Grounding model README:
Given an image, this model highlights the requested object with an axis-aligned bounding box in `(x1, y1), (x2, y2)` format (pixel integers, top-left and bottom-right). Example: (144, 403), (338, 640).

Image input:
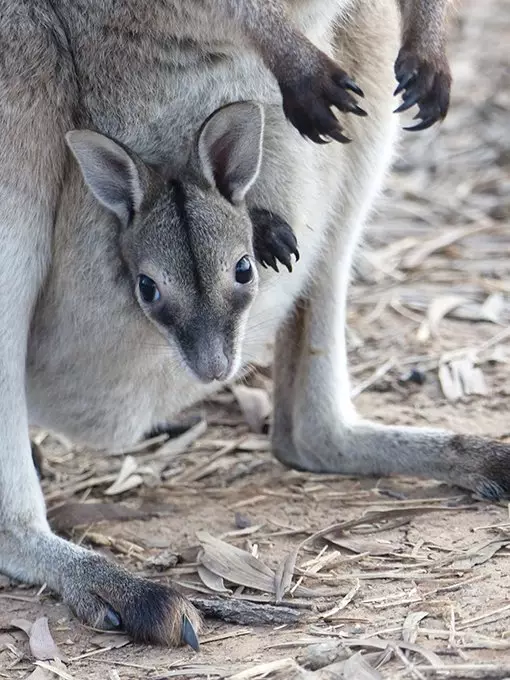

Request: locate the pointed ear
(197, 101), (264, 205)
(66, 130), (144, 224)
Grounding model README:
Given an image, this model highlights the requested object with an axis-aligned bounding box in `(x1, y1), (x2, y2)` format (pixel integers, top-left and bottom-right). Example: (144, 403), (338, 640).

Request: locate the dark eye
(235, 256), (253, 284)
(138, 275), (161, 303)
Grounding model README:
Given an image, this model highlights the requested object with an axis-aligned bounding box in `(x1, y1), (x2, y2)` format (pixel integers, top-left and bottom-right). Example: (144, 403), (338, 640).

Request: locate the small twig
(189, 596), (304, 626)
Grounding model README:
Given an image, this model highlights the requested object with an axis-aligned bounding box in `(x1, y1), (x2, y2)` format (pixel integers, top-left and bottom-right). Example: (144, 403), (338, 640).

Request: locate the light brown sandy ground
(1, 0), (510, 677)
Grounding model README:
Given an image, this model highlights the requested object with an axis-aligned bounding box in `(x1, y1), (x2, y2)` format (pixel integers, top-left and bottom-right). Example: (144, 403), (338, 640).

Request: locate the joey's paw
(394, 47), (451, 131)
(275, 43), (366, 143)
(62, 555), (201, 648)
(251, 208), (299, 273)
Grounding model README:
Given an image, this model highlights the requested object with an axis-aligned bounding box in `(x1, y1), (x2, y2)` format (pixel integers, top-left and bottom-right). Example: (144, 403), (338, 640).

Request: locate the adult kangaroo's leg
(271, 0), (510, 500)
(0, 5), (199, 647)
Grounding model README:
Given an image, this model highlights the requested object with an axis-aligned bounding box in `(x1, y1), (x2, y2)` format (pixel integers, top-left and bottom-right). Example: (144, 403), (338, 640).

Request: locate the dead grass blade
(417, 295), (469, 342)
(104, 456), (143, 495)
(228, 659), (304, 680)
(274, 550), (298, 602)
(401, 222), (497, 270)
(402, 611), (428, 645)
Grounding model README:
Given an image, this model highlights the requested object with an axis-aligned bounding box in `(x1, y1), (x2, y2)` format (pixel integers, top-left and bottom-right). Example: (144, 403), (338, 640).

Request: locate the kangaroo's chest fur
(27, 0), (349, 448)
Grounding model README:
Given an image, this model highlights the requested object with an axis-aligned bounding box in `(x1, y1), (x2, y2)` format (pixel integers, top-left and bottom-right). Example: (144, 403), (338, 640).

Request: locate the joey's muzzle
(176, 327), (236, 384)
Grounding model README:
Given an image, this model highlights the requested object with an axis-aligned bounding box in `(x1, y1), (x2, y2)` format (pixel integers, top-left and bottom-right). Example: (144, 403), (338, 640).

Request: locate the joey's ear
(197, 101), (264, 204)
(66, 130), (144, 224)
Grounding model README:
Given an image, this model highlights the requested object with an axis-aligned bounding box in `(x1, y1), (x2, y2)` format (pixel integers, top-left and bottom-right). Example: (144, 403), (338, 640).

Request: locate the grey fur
(0, 0), (503, 650)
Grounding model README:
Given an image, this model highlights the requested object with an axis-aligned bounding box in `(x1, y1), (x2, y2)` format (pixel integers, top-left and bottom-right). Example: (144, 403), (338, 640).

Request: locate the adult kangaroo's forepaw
(394, 47), (451, 131)
(275, 42), (366, 144)
(62, 554), (201, 648)
(250, 208), (299, 273)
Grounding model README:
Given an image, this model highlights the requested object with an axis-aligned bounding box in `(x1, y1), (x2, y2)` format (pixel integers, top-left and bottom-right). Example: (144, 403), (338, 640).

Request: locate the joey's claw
(250, 208), (300, 274)
(265, 253), (279, 272)
(182, 614), (200, 651)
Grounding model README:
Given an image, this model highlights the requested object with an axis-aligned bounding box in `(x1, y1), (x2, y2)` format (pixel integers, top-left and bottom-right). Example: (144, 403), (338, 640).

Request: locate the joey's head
(66, 102), (265, 383)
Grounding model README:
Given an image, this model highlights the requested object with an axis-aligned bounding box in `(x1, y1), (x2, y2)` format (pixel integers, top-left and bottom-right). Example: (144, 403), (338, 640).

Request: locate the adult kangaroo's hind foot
(271, 0), (510, 501)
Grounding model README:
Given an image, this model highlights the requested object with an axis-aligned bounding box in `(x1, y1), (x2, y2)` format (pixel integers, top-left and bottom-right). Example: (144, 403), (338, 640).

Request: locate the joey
(66, 103), (298, 383)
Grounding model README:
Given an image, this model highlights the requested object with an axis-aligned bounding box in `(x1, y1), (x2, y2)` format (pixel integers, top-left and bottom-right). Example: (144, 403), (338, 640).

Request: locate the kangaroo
(1, 0), (505, 652)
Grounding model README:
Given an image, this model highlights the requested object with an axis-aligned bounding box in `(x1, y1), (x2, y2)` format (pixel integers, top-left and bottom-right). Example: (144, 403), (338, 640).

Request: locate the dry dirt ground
(1, 1), (510, 678)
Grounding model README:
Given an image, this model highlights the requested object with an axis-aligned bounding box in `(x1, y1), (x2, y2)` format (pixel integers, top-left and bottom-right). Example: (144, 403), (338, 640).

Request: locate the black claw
(327, 127), (351, 144)
(394, 90), (421, 114)
(404, 117), (436, 132)
(267, 254), (279, 272)
(104, 606), (122, 630)
(182, 615), (200, 651)
(346, 102), (368, 117)
(394, 71), (417, 96)
(294, 248), (300, 262)
(342, 77), (364, 98)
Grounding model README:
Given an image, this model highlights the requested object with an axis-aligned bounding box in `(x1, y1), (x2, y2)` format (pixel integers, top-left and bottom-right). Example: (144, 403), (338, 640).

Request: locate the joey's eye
(235, 256), (253, 284)
(138, 275), (160, 303)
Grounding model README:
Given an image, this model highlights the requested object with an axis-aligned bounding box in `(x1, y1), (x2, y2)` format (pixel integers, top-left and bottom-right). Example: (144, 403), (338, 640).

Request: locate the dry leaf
(27, 669), (52, 680)
(274, 550), (298, 602)
(34, 661), (74, 680)
(451, 539), (510, 570)
(439, 357), (489, 401)
(197, 531), (276, 593)
(104, 456), (143, 495)
(29, 617), (63, 662)
(197, 562), (231, 594)
(231, 386), (271, 433)
(402, 611), (428, 644)
(10, 618), (33, 636)
(343, 652), (383, 680)
(438, 363), (464, 401)
(196, 532), (311, 596)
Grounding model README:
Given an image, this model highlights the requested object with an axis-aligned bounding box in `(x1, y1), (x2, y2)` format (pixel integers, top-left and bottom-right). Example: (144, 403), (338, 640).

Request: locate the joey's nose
(193, 339), (230, 383)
